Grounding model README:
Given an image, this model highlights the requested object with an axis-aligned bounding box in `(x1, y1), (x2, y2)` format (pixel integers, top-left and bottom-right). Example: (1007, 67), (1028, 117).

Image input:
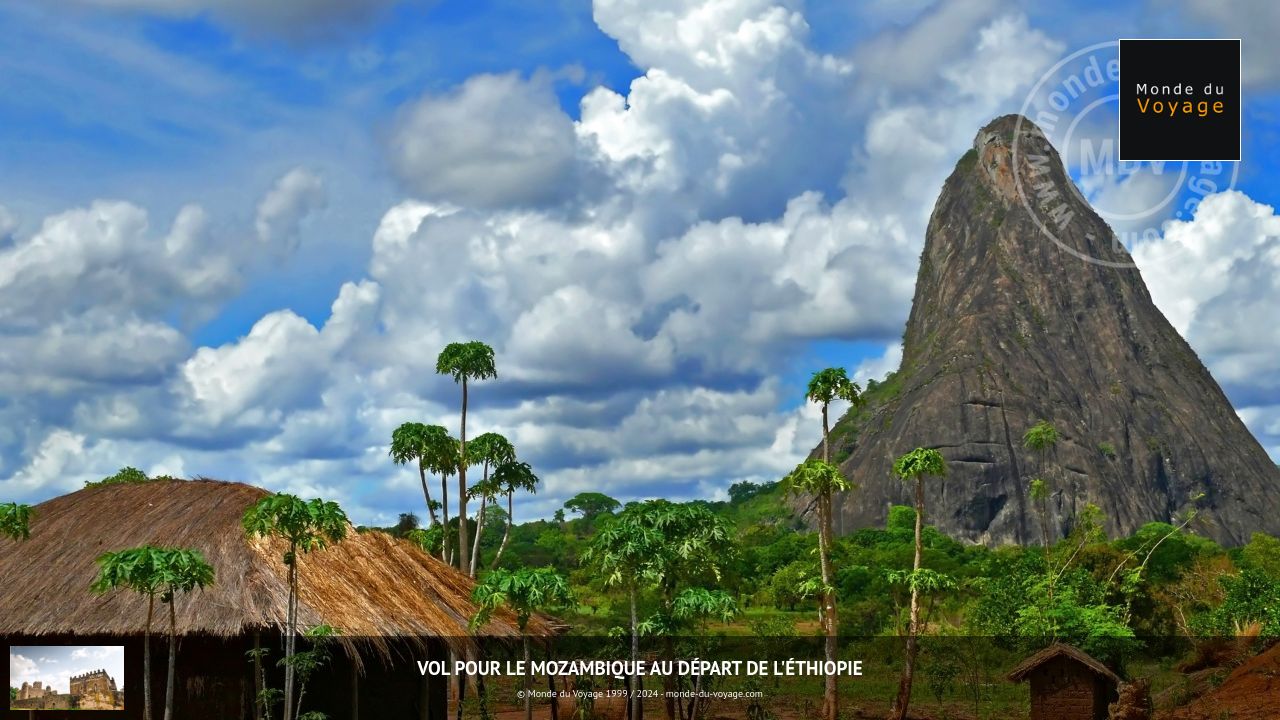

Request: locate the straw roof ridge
(1006, 643), (1121, 683)
(0, 478), (552, 654)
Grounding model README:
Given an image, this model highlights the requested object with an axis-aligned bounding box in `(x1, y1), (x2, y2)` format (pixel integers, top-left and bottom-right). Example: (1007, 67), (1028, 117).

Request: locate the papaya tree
(428, 430), (462, 565)
(471, 567), (574, 720)
(436, 340), (497, 574)
(489, 460), (540, 570)
(242, 494), (348, 720)
(1023, 419), (1060, 543)
(806, 367), (862, 465)
(670, 588), (738, 720)
(465, 432), (515, 576)
(583, 508), (663, 720)
(93, 546), (212, 720)
(783, 459), (851, 720)
(92, 546), (166, 720)
(157, 549), (215, 720)
(888, 447), (948, 720)
(390, 422), (443, 530)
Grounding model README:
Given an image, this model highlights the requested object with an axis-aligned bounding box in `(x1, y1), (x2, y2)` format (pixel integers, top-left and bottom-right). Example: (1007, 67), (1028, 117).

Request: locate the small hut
(1007, 643), (1121, 720)
(0, 479), (557, 720)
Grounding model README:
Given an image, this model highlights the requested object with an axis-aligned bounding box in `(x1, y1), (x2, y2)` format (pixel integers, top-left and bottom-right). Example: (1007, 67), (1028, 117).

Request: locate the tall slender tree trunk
(453, 413), (471, 720)
(469, 461), (490, 577)
(253, 633), (265, 720)
(890, 479), (926, 720)
(1038, 497), (1051, 559)
(818, 401), (838, 720)
(419, 464), (440, 528)
(452, 380), (473, 720)
(492, 492), (514, 570)
(440, 474), (452, 565)
(283, 545), (297, 720)
(630, 586), (642, 720)
(469, 496), (486, 577)
(821, 404), (829, 462)
(523, 634), (533, 720)
(458, 379), (470, 573)
(820, 491), (838, 720)
(546, 643), (560, 720)
(144, 594), (154, 720)
(164, 599), (177, 720)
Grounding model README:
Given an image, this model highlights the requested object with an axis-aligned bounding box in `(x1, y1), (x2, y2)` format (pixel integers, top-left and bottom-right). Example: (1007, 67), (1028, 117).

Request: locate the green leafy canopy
(242, 493), (349, 563)
(471, 567), (574, 631)
(1022, 420), (1060, 453)
(783, 459), (852, 496)
(806, 367), (862, 406)
(91, 545), (215, 601)
(0, 502), (33, 541)
(435, 341), (497, 383)
(893, 447), (948, 481)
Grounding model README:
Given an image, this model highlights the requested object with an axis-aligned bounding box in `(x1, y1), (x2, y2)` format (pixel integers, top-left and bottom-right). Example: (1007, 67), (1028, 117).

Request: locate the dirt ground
(1159, 642), (1280, 720)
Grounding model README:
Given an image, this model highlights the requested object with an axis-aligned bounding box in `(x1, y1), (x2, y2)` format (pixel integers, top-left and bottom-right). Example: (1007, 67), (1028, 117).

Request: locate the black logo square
(1119, 39), (1240, 161)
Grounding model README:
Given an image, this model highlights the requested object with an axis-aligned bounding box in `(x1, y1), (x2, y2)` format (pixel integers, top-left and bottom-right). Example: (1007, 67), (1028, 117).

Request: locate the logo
(1120, 39), (1241, 162)
(1013, 41), (1239, 268)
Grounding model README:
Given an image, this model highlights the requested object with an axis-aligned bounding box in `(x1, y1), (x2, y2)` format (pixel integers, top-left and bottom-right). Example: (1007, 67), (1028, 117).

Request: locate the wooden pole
(350, 662), (359, 720)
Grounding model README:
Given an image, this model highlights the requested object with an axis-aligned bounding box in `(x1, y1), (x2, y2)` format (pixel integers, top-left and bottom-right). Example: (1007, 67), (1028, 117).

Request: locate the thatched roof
(0, 479), (554, 654)
(1007, 643), (1121, 684)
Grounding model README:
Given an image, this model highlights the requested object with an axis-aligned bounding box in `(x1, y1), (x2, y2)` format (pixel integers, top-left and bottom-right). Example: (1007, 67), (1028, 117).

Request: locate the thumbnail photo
(9, 646), (125, 711)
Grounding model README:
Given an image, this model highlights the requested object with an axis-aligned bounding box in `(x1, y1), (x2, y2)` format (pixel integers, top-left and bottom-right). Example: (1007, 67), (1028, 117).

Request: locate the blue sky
(1, 0), (1279, 525)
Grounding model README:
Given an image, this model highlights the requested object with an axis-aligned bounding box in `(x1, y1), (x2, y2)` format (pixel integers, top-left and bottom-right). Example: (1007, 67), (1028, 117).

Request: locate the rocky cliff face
(818, 114), (1280, 546)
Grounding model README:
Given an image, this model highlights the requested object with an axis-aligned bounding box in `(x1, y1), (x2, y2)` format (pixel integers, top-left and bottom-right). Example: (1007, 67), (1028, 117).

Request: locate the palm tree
(242, 494), (348, 720)
(783, 459), (851, 720)
(888, 447), (948, 720)
(436, 340), (497, 574)
(489, 460), (540, 570)
(471, 567), (574, 720)
(390, 422), (444, 530)
(465, 432), (516, 576)
(157, 549), (215, 720)
(0, 502), (33, 540)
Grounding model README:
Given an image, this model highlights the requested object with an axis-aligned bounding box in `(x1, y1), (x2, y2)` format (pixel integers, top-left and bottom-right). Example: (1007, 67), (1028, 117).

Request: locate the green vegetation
(91, 546), (215, 720)
(0, 501), (33, 541)
(803, 367), (862, 720)
(889, 447), (948, 720)
(242, 494), (348, 720)
(436, 340), (498, 576)
(472, 567), (575, 720)
(86, 466), (150, 488)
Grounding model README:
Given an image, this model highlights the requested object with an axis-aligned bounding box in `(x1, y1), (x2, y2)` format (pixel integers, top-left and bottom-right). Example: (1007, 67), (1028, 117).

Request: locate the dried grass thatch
(1007, 642), (1121, 684)
(0, 479), (554, 655)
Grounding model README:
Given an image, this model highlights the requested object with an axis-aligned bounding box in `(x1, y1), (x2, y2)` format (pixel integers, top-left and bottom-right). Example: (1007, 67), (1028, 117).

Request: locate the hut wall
(1027, 656), (1105, 720)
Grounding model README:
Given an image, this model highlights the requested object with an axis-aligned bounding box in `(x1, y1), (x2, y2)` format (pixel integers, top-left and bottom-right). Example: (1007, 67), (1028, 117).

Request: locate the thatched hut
(0, 479), (555, 719)
(1007, 643), (1121, 720)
